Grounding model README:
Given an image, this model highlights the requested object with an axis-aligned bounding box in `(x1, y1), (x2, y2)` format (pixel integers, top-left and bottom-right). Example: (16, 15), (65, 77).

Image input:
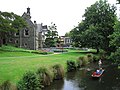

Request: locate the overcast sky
(0, 0), (118, 36)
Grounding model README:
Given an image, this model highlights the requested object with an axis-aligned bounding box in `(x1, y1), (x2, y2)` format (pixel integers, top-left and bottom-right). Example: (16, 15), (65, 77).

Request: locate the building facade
(8, 8), (47, 50)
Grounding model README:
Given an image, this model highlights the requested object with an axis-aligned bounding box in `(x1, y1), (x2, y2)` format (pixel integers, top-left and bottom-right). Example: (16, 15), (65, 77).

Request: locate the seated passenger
(96, 69), (100, 75)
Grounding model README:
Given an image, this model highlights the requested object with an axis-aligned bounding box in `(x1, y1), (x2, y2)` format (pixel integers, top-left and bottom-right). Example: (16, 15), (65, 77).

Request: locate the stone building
(8, 7), (47, 50)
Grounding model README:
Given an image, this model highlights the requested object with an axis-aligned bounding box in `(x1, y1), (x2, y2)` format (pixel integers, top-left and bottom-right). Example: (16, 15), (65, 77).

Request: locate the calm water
(44, 62), (120, 90)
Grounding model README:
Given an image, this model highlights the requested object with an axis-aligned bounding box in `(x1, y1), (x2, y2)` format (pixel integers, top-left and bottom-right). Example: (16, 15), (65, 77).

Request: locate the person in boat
(98, 59), (102, 68)
(96, 68), (103, 75)
(96, 69), (100, 75)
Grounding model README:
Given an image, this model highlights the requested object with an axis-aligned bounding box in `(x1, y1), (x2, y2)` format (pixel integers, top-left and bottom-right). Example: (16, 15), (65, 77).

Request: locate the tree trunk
(0, 39), (2, 47)
(96, 48), (99, 54)
(0, 32), (2, 46)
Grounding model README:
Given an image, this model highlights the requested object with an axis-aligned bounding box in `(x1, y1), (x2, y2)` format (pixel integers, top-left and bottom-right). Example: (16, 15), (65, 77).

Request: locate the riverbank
(0, 50), (87, 84)
(44, 61), (120, 90)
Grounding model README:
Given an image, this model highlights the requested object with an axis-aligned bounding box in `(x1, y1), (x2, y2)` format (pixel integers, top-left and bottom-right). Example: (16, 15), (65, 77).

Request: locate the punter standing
(98, 59), (102, 68)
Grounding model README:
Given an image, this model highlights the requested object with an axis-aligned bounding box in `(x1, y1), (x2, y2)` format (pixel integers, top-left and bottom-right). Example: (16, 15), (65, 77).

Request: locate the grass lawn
(0, 50), (87, 84)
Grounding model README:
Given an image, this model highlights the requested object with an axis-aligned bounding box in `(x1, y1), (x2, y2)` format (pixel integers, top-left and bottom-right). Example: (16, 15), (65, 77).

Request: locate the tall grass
(36, 67), (52, 87)
(52, 64), (64, 80)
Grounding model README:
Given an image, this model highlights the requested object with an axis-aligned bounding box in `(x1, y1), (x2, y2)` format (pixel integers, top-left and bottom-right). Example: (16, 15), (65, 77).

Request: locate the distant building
(8, 7), (48, 50)
(58, 36), (72, 47)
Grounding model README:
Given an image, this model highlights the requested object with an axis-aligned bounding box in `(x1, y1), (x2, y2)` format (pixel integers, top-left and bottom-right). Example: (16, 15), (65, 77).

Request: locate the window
(16, 30), (19, 36)
(9, 38), (12, 42)
(15, 40), (18, 44)
(24, 43), (27, 47)
(24, 28), (29, 36)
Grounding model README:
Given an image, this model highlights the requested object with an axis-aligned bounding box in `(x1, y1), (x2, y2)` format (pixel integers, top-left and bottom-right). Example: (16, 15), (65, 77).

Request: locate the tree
(69, 21), (86, 47)
(80, 25), (103, 53)
(116, 0), (120, 4)
(0, 11), (27, 46)
(45, 22), (58, 47)
(70, 0), (117, 53)
(109, 20), (120, 51)
(65, 32), (70, 37)
(83, 0), (116, 52)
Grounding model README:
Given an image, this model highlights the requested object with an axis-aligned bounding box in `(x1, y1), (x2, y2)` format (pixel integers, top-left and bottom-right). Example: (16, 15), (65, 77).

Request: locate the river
(44, 61), (120, 90)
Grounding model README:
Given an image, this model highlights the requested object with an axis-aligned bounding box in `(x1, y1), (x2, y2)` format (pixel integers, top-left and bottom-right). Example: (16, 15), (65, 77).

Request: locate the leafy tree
(116, 0), (120, 4)
(65, 32), (70, 37)
(81, 25), (103, 53)
(108, 20), (120, 64)
(45, 22), (58, 38)
(70, 0), (117, 53)
(109, 48), (120, 64)
(83, 0), (116, 52)
(109, 20), (120, 49)
(45, 22), (58, 47)
(70, 21), (86, 47)
(0, 11), (27, 46)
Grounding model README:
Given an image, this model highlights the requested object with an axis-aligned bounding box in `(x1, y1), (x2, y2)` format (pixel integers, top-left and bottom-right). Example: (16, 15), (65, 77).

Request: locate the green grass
(0, 51), (37, 57)
(0, 51), (86, 84)
(0, 45), (94, 84)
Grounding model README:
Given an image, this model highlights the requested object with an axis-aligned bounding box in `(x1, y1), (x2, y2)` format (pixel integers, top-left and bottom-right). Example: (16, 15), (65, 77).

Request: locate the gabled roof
(22, 12), (35, 28)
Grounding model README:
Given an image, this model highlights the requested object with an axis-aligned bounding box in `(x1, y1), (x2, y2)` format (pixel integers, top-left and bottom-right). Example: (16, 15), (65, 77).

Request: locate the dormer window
(24, 28), (29, 36)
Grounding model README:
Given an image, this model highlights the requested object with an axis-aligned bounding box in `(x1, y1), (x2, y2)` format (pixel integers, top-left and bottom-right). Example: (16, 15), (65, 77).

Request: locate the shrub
(93, 55), (100, 62)
(87, 53), (93, 62)
(17, 71), (41, 90)
(31, 50), (52, 55)
(109, 48), (120, 63)
(76, 56), (84, 68)
(67, 60), (76, 72)
(52, 64), (64, 80)
(99, 50), (107, 60)
(53, 49), (68, 53)
(36, 67), (52, 87)
(0, 80), (17, 90)
(82, 56), (89, 66)
(0, 80), (11, 90)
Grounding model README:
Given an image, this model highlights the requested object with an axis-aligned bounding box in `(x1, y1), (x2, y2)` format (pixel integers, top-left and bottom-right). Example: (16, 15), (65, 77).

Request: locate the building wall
(8, 8), (48, 50)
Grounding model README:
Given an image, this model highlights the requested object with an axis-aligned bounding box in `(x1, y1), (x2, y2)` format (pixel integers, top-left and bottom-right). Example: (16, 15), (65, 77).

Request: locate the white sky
(0, 0), (118, 36)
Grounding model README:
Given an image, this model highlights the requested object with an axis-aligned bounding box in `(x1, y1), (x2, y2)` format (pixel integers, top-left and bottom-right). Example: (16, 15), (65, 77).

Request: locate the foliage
(109, 20), (120, 50)
(87, 53), (94, 62)
(76, 56), (84, 68)
(52, 64), (64, 80)
(53, 49), (68, 52)
(31, 50), (50, 55)
(70, 0), (117, 53)
(109, 48), (120, 64)
(81, 56), (89, 66)
(44, 38), (56, 47)
(17, 71), (41, 90)
(109, 20), (120, 63)
(65, 32), (70, 37)
(0, 80), (17, 90)
(36, 67), (52, 87)
(45, 22), (58, 47)
(116, 0), (120, 4)
(93, 55), (100, 62)
(67, 60), (76, 72)
(0, 11), (27, 46)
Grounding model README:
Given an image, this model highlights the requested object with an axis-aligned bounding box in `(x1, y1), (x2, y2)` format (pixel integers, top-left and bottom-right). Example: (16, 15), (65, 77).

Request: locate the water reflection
(44, 62), (120, 90)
